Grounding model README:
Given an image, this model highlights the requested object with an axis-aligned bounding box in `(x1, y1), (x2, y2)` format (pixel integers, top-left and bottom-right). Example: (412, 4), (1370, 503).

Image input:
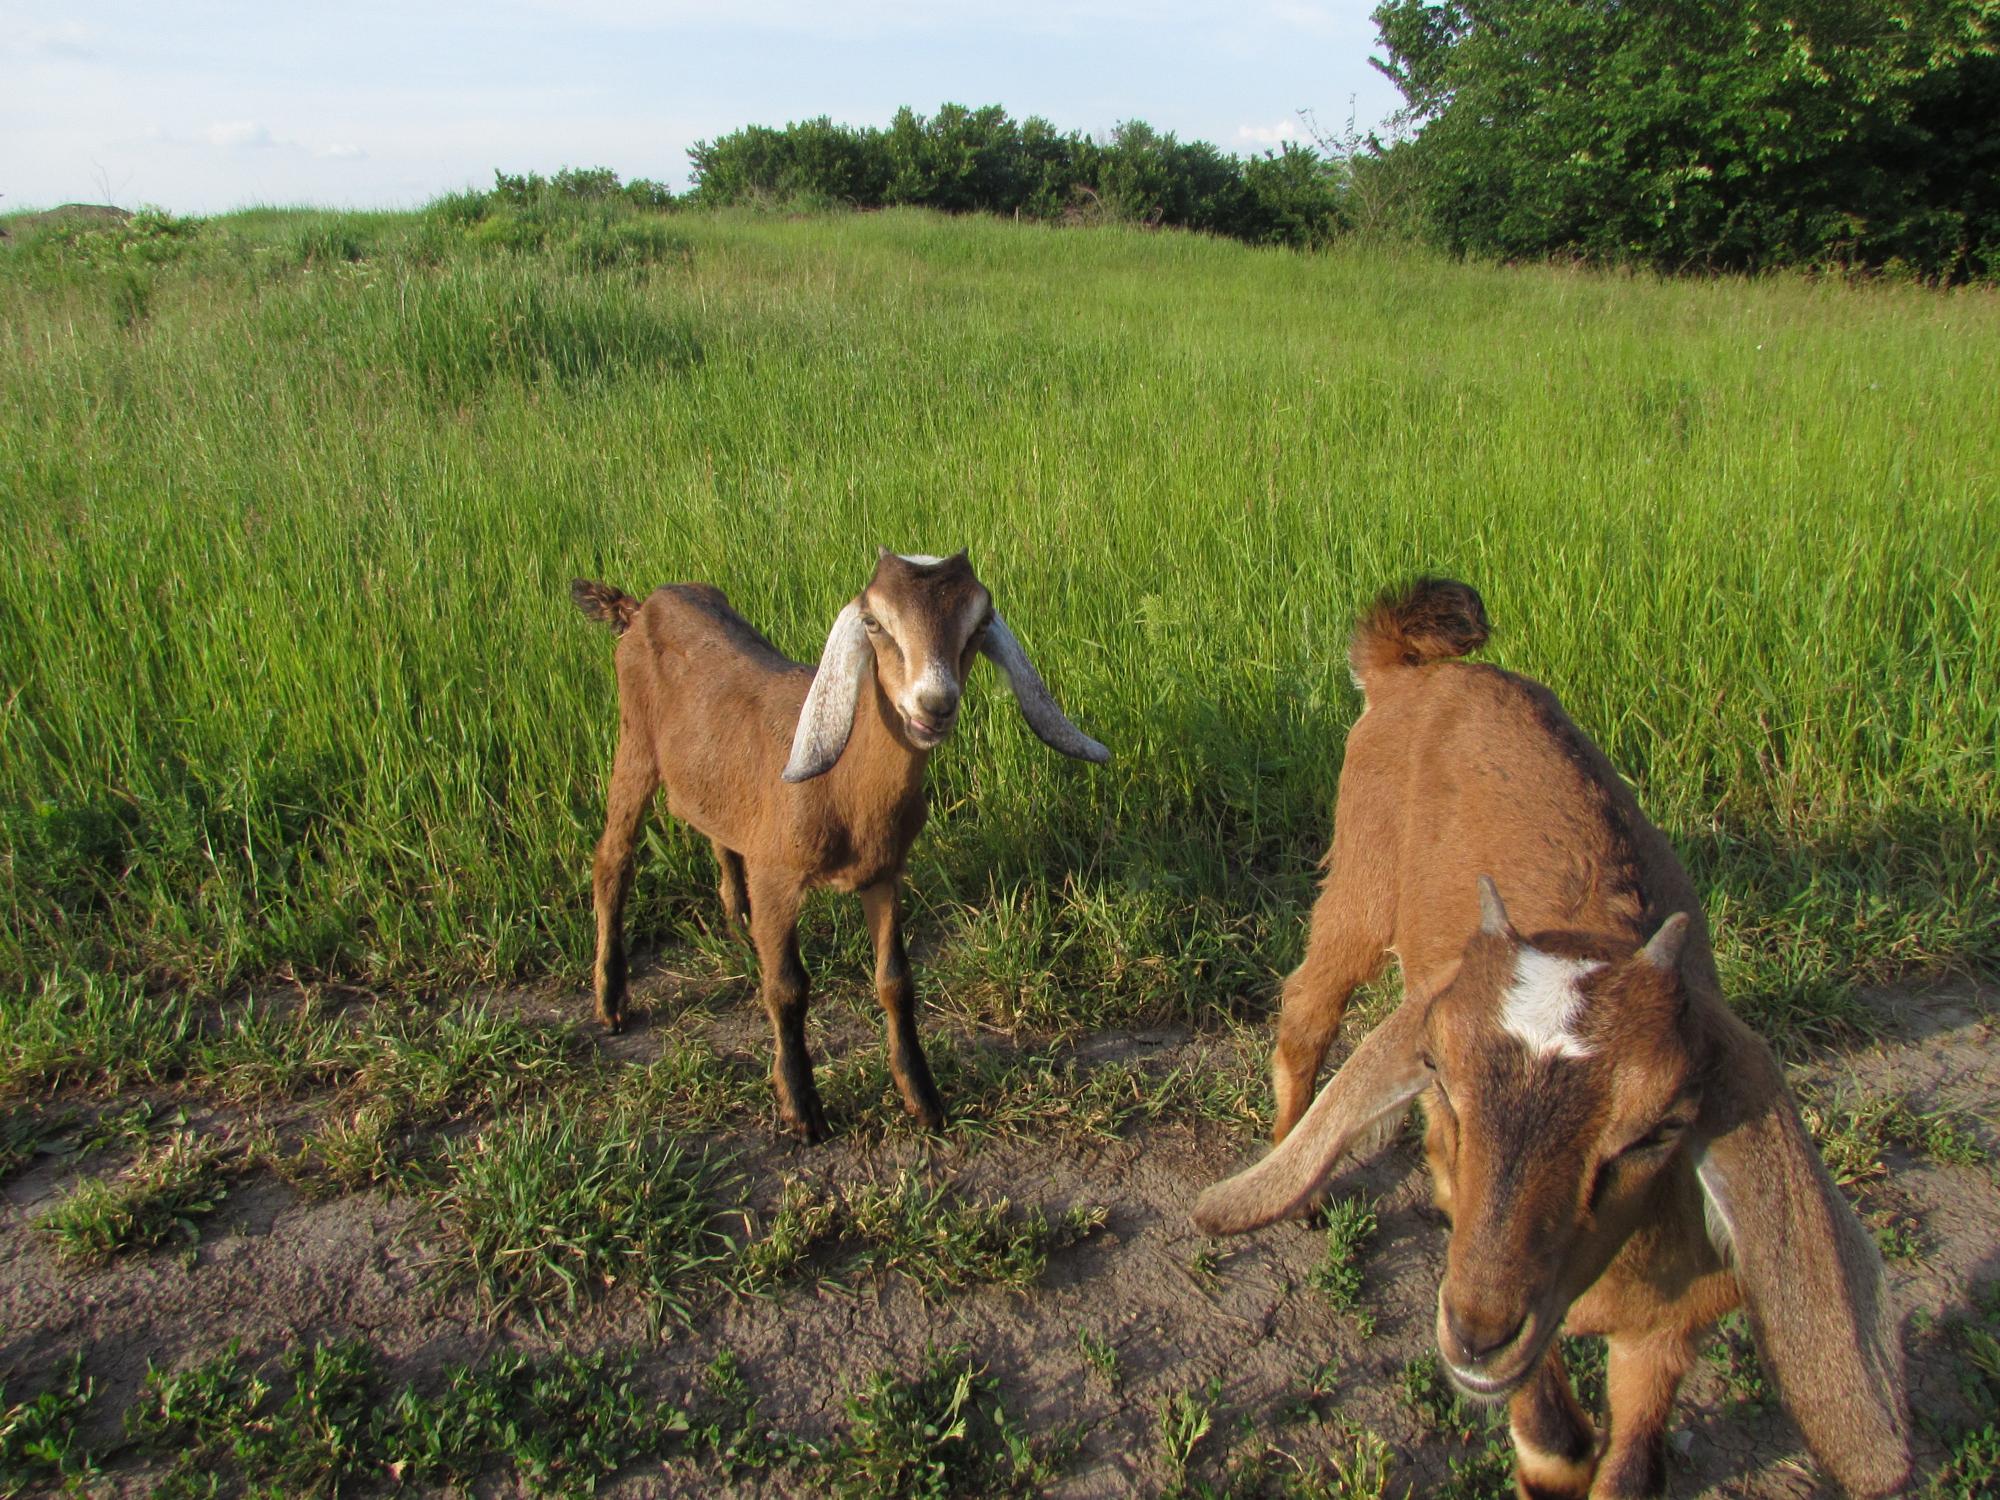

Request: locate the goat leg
(1507, 1345), (1599, 1499)
(712, 840), (751, 936)
(862, 879), (944, 1129)
(749, 868), (828, 1143)
(1589, 1330), (1696, 1499)
(590, 737), (657, 1034)
(1270, 900), (1389, 1141)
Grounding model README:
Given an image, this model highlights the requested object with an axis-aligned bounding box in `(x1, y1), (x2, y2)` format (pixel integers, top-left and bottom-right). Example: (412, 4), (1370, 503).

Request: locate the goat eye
(860, 613), (882, 634)
(1619, 1123), (1682, 1157)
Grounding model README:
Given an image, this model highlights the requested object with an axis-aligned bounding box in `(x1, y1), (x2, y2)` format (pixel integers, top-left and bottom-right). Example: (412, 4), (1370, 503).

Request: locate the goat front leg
(1270, 884), (1390, 1141)
(1507, 1345), (1599, 1500)
(747, 866), (828, 1143)
(860, 878), (944, 1130)
(590, 735), (658, 1034)
(1589, 1331), (1696, 1498)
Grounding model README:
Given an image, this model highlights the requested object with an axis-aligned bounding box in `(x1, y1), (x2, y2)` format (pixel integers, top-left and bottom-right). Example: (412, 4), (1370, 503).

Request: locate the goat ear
(1476, 875), (1513, 937)
(1193, 998), (1428, 1235)
(783, 601), (873, 782)
(979, 611), (1110, 764)
(1694, 1031), (1911, 1496)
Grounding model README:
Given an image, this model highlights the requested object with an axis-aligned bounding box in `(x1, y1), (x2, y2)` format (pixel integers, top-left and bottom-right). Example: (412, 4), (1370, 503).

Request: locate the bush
(686, 102), (1377, 248)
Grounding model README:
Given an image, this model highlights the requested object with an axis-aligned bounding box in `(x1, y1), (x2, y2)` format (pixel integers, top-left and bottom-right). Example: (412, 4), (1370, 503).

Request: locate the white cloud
(1236, 119), (1304, 147)
(316, 143), (367, 160)
(202, 120), (276, 149)
(4, 18), (105, 58)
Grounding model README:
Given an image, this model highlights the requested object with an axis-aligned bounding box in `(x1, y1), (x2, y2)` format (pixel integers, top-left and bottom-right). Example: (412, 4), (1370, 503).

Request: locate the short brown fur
(572, 550), (1105, 1142)
(1194, 579), (1909, 1498)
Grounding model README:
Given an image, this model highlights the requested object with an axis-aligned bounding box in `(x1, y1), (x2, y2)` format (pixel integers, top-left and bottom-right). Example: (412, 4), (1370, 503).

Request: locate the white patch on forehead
(1499, 947), (1602, 1060)
(896, 553), (946, 566)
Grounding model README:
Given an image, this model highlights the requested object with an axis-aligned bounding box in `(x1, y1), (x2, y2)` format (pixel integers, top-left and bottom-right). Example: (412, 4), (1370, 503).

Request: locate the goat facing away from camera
(572, 549), (1108, 1143)
(1193, 579), (1909, 1499)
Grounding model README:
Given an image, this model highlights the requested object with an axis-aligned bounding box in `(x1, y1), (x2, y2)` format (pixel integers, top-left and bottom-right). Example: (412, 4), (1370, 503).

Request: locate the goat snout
(1443, 1302), (1526, 1366)
(900, 672), (962, 745)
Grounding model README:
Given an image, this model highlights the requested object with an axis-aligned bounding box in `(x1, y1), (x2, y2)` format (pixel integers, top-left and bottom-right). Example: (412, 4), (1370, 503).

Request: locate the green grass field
(2, 198), (1997, 1497)
(3, 199), (1993, 1031)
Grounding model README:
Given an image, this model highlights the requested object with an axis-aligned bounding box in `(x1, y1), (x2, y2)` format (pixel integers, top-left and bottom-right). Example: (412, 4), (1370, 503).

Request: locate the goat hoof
(903, 1097), (946, 1132)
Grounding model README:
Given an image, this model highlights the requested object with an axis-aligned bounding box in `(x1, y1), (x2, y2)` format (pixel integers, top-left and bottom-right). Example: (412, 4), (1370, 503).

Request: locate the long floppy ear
(1694, 1025), (1911, 1497)
(978, 612), (1110, 764)
(782, 601), (873, 782)
(1193, 998), (1428, 1235)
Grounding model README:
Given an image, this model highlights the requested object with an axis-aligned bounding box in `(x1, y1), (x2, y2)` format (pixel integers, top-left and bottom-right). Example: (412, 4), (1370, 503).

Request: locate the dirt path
(4, 979), (1994, 1496)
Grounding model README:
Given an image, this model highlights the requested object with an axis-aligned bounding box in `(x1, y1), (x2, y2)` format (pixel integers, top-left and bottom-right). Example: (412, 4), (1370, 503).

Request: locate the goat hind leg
(747, 867), (827, 1143)
(861, 879), (943, 1129)
(590, 736), (658, 1033)
(1507, 1346), (1598, 1499)
(712, 840), (751, 935)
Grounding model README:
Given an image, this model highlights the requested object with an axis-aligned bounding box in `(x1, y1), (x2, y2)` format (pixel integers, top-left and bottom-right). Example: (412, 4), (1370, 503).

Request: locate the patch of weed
(126, 1341), (270, 1494)
(38, 1130), (227, 1264)
(428, 1099), (735, 1327)
(0, 971), (202, 1098)
(691, 1350), (813, 1477)
(1561, 1335), (1608, 1414)
(1702, 1312), (1771, 1410)
(735, 1170), (1105, 1297)
(232, 1337), (384, 1496)
(828, 1344), (1064, 1498)
(389, 1347), (687, 1496)
(0, 1354), (100, 1495)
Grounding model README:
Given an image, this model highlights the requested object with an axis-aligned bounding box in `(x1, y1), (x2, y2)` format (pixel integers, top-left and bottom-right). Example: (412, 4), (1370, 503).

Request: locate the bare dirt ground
(4, 973), (1994, 1497)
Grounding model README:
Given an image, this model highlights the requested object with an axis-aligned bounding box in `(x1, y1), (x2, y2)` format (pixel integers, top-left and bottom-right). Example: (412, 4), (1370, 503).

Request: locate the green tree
(1372, 0), (2000, 276)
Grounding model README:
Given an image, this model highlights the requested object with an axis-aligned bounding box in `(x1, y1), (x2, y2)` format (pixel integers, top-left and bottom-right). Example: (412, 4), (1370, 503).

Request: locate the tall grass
(1, 204), (1994, 1037)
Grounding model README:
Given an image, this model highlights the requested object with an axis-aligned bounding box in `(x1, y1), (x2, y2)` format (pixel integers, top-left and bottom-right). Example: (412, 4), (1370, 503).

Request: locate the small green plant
(1076, 1328), (1120, 1386)
(0, 1354), (99, 1494)
(1156, 1377), (1221, 1496)
(1935, 1422), (2000, 1497)
(1309, 1194), (1379, 1333)
(1323, 1428), (1396, 1500)
(38, 1131), (227, 1263)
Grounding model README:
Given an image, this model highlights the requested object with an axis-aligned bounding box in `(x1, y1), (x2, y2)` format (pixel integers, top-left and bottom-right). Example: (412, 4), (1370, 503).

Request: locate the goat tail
(1348, 577), (1489, 689)
(571, 579), (639, 635)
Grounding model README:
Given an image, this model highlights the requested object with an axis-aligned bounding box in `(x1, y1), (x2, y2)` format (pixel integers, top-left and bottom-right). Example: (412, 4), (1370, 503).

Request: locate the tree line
(543, 2), (1998, 280)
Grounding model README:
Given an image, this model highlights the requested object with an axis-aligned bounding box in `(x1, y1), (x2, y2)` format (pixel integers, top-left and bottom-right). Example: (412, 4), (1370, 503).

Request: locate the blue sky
(4, 2), (1405, 215)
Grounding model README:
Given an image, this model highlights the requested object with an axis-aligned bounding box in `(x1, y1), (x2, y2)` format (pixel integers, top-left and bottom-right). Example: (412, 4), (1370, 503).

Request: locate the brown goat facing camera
(571, 549), (1108, 1143)
(1194, 579), (1909, 1499)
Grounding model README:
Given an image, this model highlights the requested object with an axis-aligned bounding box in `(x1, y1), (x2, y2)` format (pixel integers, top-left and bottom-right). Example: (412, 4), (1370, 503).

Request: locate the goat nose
(1443, 1303), (1526, 1366)
(916, 683), (960, 718)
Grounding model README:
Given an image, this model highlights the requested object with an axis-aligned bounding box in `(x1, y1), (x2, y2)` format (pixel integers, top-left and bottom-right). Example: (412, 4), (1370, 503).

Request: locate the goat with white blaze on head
(572, 549), (1108, 1142)
(1193, 579), (1909, 1500)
